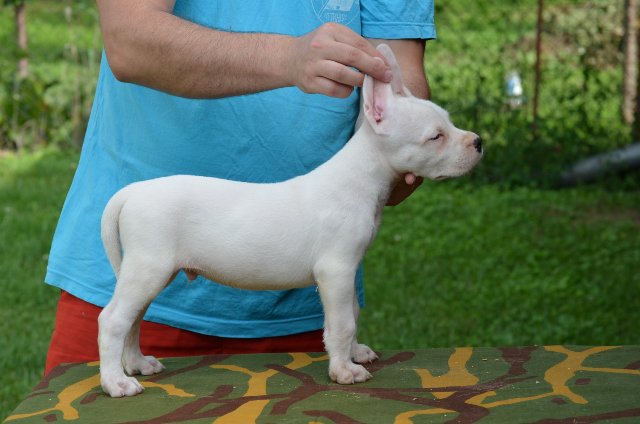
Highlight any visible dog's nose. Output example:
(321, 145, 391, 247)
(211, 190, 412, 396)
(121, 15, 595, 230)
(473, 136, 483, 153)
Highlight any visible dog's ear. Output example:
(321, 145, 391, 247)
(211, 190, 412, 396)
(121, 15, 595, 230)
(361, 44, 413, 134)
(362, 59, 394, 135)
(376, 43, 412, 97)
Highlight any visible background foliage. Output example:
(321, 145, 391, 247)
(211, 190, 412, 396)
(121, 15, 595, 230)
(0, 1, 100, 150)
(0, 0, 637, 187)
(1, 0, 639, 420)
(428, 0, 633, 186)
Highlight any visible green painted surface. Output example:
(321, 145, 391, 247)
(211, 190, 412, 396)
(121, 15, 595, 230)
(6, 346, 640, 423)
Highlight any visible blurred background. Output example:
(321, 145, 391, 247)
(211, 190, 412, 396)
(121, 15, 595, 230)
(1, 0, 638, 419)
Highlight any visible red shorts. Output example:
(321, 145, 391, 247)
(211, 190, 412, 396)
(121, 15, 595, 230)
(45, 290, 324, 375)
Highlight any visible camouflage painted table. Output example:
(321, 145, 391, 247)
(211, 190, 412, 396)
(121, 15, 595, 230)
(6, 346, 640, 423)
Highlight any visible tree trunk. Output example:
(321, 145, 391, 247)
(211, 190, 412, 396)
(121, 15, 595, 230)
(622, 0, 637, 126)
(15, 1, 28, 78)
(532, 0, 544, 141)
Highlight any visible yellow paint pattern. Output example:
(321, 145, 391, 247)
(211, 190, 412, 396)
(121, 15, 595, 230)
(213, 400, 271, 424)
(394, 348, 477, 424)
(395, 407, 454, 423)
(6, 366, 195, 422)
(6, 374, 101, 422)
(142, 381, 195, 397)
(395, 345, 640, 424)
(415, 347, 478, 399)
(210, 364, 279, 397)
(212, 353, 327, 424)
(481, 345, 637, 408)
(286, 352, 329, 370)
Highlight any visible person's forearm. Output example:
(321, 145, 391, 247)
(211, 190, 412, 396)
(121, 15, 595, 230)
(97, 1, 392, 99)
(368, 39, 430, 100)
(99, 3, 294, 98)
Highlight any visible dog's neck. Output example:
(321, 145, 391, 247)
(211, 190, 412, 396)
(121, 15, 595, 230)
(350, 122, 403, 190)
(309, 122, 402, 215)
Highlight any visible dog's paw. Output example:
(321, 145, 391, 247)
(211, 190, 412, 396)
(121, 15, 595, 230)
(101, 375, 144, 397)
(124, 355, 165, 376)
(329, 361, 373, 385)
(352, 343, 378, 364)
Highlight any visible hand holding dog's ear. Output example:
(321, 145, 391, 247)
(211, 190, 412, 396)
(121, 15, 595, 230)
(290, 23, 392, 98)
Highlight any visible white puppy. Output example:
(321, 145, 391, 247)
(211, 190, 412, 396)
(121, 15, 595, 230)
(98, 44, 483, 397)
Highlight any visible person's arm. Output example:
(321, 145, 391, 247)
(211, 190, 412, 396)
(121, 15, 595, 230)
(96, 0, 391, 99)
(367, 39, 430, 206)
(368, 39, 430, 100)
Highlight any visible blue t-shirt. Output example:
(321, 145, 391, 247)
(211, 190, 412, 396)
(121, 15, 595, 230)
(45, 0, 436, 338)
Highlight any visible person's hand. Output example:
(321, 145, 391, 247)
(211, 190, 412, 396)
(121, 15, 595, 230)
(289, 23, 392, 98)
(386, 173, 423, 206)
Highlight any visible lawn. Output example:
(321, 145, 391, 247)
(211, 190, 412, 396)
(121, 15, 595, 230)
(0, 149, 77, 418)
(361, 179, 640, 349)
(1, 149, 639, 418)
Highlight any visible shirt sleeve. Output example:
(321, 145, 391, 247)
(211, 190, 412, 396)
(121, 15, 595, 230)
(360, 0, 436, 40)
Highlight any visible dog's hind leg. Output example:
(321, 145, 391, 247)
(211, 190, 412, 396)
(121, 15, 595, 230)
(350, 294, 378, 364)
(121, 270, 178, 377)
(122, 307, 166, 377)
(98, 259, 173, 397)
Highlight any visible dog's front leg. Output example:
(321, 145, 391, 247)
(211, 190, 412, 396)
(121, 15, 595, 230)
(351, 294, 378, 364)
(317, 271, 373, 384)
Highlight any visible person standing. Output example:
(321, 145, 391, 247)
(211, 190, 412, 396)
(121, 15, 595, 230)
(44, 0, 436, 374)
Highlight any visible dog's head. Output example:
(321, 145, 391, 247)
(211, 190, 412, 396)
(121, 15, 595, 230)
(361, 44, 482, 181)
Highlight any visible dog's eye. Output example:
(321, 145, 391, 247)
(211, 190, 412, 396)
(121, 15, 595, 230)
(427, 133, 443, 141)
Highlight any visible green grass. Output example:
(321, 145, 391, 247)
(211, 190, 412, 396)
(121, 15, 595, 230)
(1, 150, 639, 418)
(0, 149, 78, 418)
(361, 181, 640, 349)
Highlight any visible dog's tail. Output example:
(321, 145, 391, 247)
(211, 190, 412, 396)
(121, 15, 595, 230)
(101, 187, 129, 278)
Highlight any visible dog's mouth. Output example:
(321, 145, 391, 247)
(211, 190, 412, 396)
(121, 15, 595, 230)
(434, 175, 448, 180)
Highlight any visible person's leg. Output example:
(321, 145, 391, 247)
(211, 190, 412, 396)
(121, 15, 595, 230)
(45, 291, 102, 374)
(45, 290, 324, 375)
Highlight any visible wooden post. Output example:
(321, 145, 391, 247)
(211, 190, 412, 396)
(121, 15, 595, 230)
(532, 0, 544, 140)
(14, 1, 28, 78)
(623, 0, 638, 127)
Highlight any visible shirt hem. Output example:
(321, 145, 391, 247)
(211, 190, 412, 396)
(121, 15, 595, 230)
(45, 268, 325, 338)
(362, 22, 436, 40)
